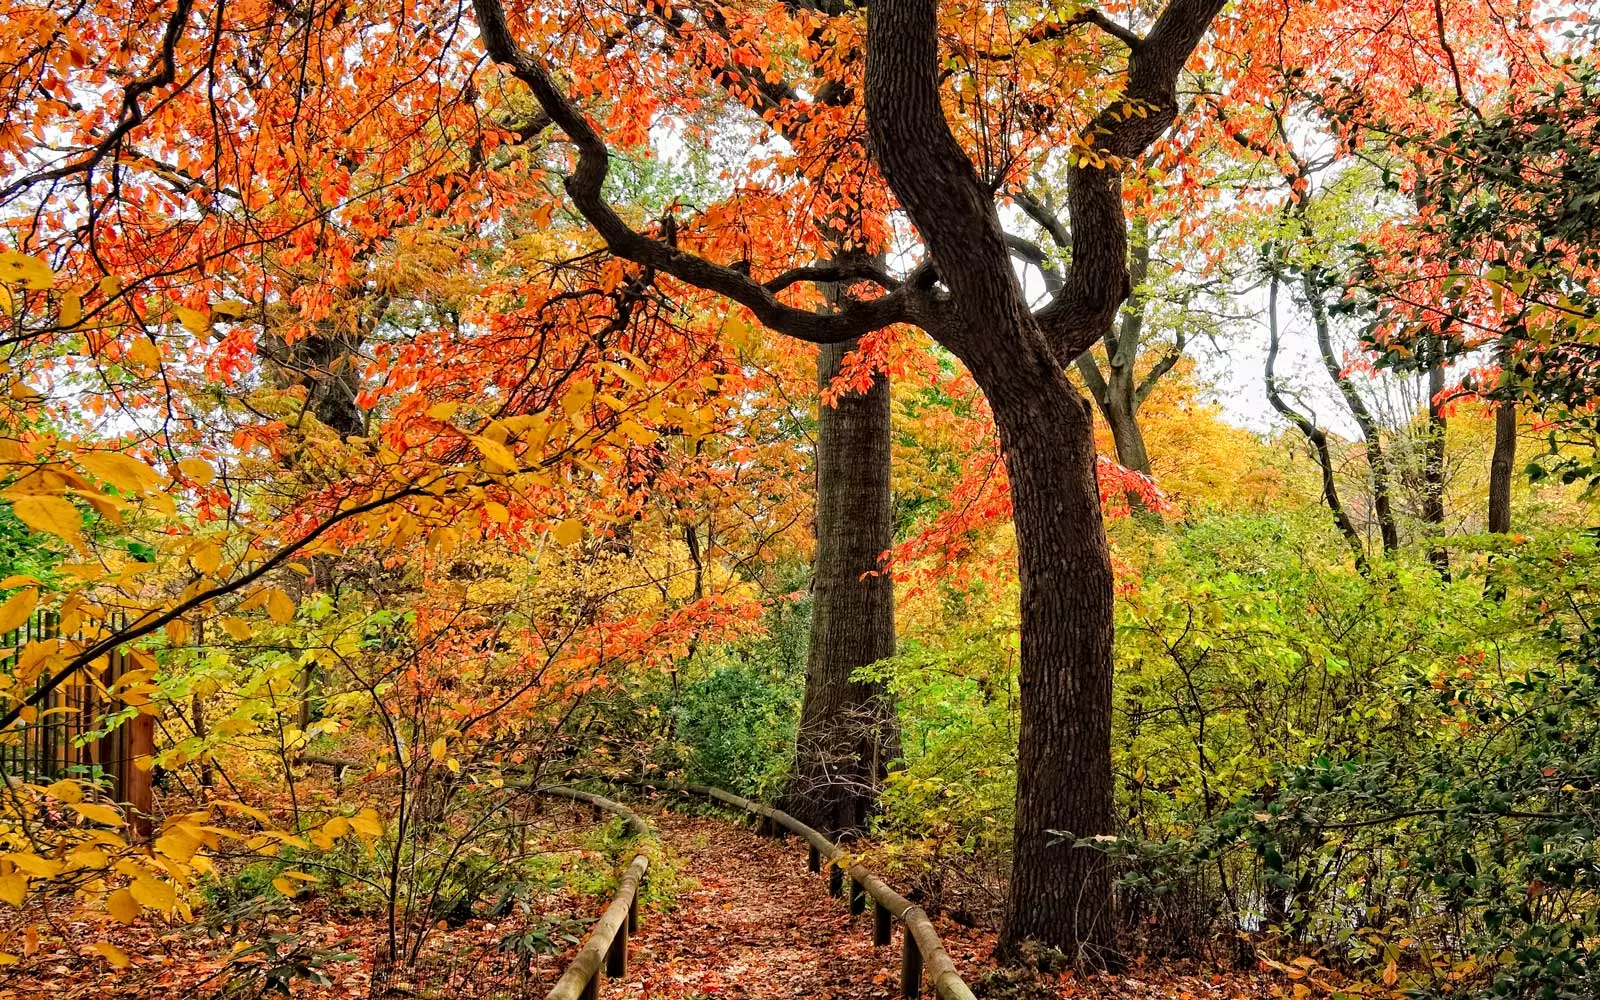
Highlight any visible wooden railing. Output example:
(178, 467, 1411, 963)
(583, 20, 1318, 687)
(622, 779, 979, 1000)
(536, 786, 652, 1000)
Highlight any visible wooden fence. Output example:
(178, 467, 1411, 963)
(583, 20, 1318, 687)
(613, 779, 980, 1000)
(536, 786, 652, 1000)
(0, 609, 155, 825)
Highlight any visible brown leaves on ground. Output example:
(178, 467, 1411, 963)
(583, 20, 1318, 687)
(0, 804, 1282, 999)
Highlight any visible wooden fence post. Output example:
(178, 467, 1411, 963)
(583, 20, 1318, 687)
(580, 971, 598, 1000)
(808, 844, 820, 873)
(874, 900, 892, 946)
(901, 932, 923, 999)
(850, 878, 866, 916)
(606, 922, 628, 978)
(829, 864, 843, 897)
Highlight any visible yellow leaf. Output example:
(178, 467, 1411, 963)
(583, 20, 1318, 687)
(426, 401, 460, 421)
(155, 829, 200, 863)
(618, 420, 655, 446)
(6, 854, 60, 877)
(0, 574, 39, 589)
(483, 501, 509, 525)
(469, 435, 517, 472)
(58, 292, 82, 328)
(99, 275, 122, 297)
(43, 779, 83, 804)
(191, 541, 222, 575)
(129, 877, 175, 912)
(72, 802, 125, 827)
(0, 588, 36, 633)
(0, 952, 17, 965)
(265, 589, 296, 625)
(176, 458, 215, 485)
(0, 252, 53, 290)
(323, 816, 350, 839)
(426, 526, 459, 553)
(0, 874, 26, 907)
(430, 738, 447, 761)
(165, 618, 192, 645)
(560, 379, 596, 416)
(106, 888, 139, 924)
(126, 336, 161, 367)
(173, 306, 211, 335)
(271, 877, 299, 896)
(349, 809, 384, 838)
(220, 617, 251, 641)
(11, 495, 81, 543)
(93, 941, 130, 968)
(210, 300, 250, 320)
(552, 519, 583, 546)
(77, 453, 161, 494)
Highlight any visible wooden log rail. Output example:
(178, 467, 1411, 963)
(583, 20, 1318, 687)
(622, 779, 979, 1000)
(536, 786, 652, 1000)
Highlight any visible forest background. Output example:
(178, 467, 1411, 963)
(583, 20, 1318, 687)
(0, 0, 1598, 997)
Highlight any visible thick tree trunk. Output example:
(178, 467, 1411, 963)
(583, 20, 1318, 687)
(967, 337, 1118, 967)
(1488, 398, 1515, 534)
(787, 338, 897, 838)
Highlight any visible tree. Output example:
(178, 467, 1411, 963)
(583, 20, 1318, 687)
(469, 0, 1228, 961)
(788, 338, 897, 836)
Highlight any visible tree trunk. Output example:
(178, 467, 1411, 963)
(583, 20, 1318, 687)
(1424, 347, 1450, 577)
(1075, 219, 1158, 483)
(788, 337, 897, 838)
(1488, 398, 1515, 534)
(978, 348, 1119, 968)
(1265, 277, 1368, 571)
(1305, 272, 1398, 554)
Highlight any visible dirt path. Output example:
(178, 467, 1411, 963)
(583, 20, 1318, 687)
(617, 809, 989, 999)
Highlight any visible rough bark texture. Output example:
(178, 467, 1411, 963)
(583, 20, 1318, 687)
(1488, 397, 1516, 535)
(788, 337, 898, 838)
(978, 356, 1118, 967)
(1075, 222, 1159, 478)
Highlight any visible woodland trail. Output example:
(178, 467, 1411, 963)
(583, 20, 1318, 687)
(609, 806, 1279, 1000)
(616, 808, 991, 999)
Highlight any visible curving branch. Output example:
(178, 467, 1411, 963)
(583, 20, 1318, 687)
(1033, 0, 1228, 363)
(472, 0, 929, 345)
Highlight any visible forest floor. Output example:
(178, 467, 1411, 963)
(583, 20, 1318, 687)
(614, 807, 1279, 1000)
(0, 804, 1285, 999)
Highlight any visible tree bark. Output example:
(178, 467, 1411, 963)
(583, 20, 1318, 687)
(788, 338, 898, 837)
(1077, 222, 1156, 478)
(1423, 344, 1450, 577)
(1488, 399, 1515, 534)
(974, 348, 1118, 968)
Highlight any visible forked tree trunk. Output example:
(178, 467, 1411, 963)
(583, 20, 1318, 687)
(788, 337, 898, 837)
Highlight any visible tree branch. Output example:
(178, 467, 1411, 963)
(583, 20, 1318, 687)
(471, 0, 924, 345)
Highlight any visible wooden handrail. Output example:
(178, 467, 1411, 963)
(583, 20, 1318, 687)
(621, 779, 979, 1000)
(536, 786, 652, 1000)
